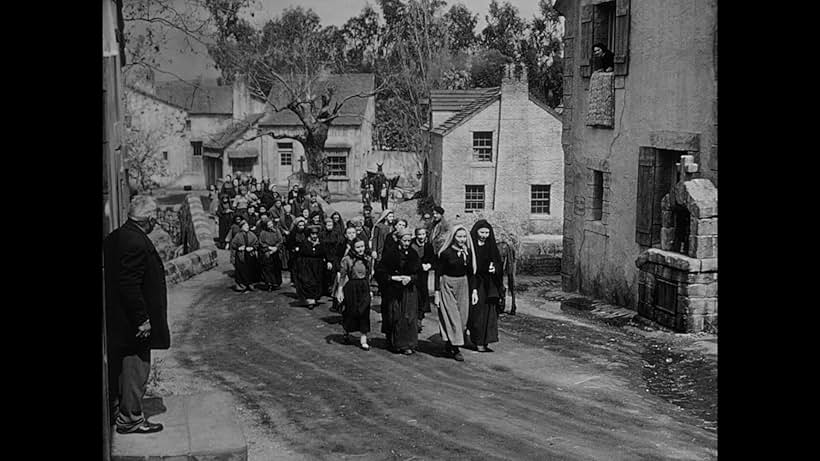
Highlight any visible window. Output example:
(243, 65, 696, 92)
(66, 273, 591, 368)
(580, 0, 630, 77)
(191, 141, 202, 156)
(636, 148, 683, 246)
(162, 151, 169, 161)
(531, 185, 551, 214)
(465, 185, 485, 212)
(327, 156, 347, 177)
(591, 171, 603, 221)
(472, 132, 493, 162)
(278, 142, 293, 165)
(654, 279, 678, 315)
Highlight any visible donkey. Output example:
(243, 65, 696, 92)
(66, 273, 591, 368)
(496, 240, 518, 315)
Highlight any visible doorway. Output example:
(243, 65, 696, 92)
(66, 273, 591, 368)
(277, 142, 296, 184)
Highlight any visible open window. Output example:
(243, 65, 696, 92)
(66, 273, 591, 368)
(580, 0, 631, 78)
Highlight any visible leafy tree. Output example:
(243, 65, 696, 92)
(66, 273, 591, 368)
(470, 48, 511, 87)
(480, 0, 527, 61)
(124, 128, 169, 193)
(521, 0, 564, 107)
(341, 5, 384, 73)
(443, 3, 478, 52)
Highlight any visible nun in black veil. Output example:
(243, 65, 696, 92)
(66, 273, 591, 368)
(467, 219, 504, 352)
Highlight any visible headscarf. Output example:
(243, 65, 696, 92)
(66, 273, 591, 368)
(470, 219, 502, 271)
(438, 224, 477, 274)
(374, 208, 393, 226)
(347, 237, 371, 274)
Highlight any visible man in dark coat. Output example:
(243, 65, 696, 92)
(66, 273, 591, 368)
(103, 195, 170, 435)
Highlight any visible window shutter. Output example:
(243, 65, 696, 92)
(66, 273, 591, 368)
(614, 0, 631, 76)
(580, 4, 593, 78)
(636, 147, 657, 246)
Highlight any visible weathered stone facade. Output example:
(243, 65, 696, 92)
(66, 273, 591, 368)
(556, 0, 718, 322)
(125, 87, 191, 186)
(427, 65, 564, 234)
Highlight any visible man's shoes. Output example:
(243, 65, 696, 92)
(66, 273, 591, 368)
(116, 420, 163, 435)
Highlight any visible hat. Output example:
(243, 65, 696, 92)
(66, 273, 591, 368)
(398, 227, 414, 238)
(128, 195, 158, 221)
(433, 206, 445, 214)
(307, 224, 321, 233)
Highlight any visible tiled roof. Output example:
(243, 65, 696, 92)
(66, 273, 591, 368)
(427, 87, 500, 112)
(430, 88, 501, 136)
(155, 80, 233, 115)
(259, 73, 374, 127)
(428, 88, 562, 136)
(203, 113, 265, 150)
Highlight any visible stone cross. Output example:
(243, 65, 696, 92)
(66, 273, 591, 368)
(676, 155, 698, 182)
(298, 155, 306, 172)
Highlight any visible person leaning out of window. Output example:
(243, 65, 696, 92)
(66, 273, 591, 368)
(592, 43, 614, 73)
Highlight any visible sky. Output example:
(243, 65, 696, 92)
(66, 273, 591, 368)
(141, 0, 546, 82)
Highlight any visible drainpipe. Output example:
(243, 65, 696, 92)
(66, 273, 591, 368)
(492, 93, 502, 210)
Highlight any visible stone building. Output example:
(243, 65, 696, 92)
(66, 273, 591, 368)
(155, 77, 266, 188)
(424, 64, 564, 234)
(257, 73, 376, 194)
(554, 0, 717, 332)
(124, 85, 191, 187)
(125, 71, 267, 189)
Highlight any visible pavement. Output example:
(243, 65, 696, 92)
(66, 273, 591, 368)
(111, 392, 247, 461)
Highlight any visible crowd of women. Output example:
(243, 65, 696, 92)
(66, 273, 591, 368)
(210, 174, 505, 361)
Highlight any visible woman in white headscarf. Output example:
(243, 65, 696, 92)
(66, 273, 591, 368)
(433, 224, 477, 362)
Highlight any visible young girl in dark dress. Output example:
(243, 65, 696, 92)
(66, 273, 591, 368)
(320, 217, 343, 297)
(376, 228, 420, 355)
(336, 238, 373, 350)
(467, 220, 503, 352)
(410, 227, 436, 333)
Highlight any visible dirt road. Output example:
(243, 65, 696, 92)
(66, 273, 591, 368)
(167, 255, 716, 461)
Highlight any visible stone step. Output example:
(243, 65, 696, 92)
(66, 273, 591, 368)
(112, 392, 247, 461)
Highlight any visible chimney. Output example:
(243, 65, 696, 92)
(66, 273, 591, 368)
(501, 62, 528, 98)
(233, 73, 250, 119)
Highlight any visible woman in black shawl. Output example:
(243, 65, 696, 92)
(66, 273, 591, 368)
(467, 219, 504, 352)
(230, 219, 260, 292)
(375, 228, 420, 355)
(330, 211, 345, 239)
(216, 196, 234, 249)
(320, 217, 343, 297)
(592, 43, 615, 73)
(257, 218, 283, 291)
(297, 225, 333, 309)
(286, 218, 308, 298)
(336, 238, 374, 350)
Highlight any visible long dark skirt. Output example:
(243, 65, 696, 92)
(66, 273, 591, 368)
(416, 272, 431, 320)
(218, 215, 232, 243)
(467, 277, 500, 345)
(234, 252, 259, 287)
(341, 279, 372, 334)
(259, 251, 282, 287)
(280, 246, 290, 270)
(381, 282, 418, 351)
(290, 256, 303, 298)
(297, 256, 325, 300)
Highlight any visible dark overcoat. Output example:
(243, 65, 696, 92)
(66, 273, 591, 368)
(104, 220, 171, 351)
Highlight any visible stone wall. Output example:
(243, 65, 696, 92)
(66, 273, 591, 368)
(163, 195, 218, 285)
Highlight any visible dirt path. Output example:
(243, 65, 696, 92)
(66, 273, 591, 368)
(162, 251, 716, 461)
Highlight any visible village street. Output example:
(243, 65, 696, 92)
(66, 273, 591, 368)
(152, 232, 717, 461)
